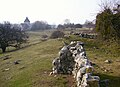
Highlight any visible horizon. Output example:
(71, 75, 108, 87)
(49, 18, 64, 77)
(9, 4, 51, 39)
(0, 0, 104, 25)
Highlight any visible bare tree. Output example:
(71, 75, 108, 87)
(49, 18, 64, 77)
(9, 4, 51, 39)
(0, 22, 28, 52)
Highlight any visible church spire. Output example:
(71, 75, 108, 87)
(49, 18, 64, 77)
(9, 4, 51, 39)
(24, 17, 30, 23)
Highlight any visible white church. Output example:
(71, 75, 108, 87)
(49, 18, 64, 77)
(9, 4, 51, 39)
(21, 17, 31, 30)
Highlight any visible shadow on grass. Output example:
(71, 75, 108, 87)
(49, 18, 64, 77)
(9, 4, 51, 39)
(0, 41, 43, 54)
(94, 73, 120, 87)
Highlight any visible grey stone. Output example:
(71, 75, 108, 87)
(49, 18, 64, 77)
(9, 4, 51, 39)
(14, 61, 19, 64)
(104, 60, 112, 64)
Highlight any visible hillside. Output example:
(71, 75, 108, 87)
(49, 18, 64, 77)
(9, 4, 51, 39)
(0, 30, 120, 87)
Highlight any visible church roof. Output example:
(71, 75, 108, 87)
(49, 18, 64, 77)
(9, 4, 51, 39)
(24, 17, 30, 22)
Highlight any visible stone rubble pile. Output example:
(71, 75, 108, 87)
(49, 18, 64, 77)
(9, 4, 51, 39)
(51, 41, 100, 87)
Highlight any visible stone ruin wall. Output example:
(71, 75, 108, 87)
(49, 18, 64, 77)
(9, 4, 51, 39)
(51, 41, 100, 87)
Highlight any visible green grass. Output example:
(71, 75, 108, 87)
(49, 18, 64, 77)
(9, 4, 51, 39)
(0, 39, 68, 87)
(0, 30, 120, 87)
(0, 30, 67, 87)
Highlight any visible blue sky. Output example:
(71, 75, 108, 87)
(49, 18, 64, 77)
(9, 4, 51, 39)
(0, 0, 102, 24)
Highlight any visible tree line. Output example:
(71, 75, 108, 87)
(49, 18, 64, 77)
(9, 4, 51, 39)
(31, 21, 84, 30)
(30, 20, 95, 30)
(31, 21, 52, 30)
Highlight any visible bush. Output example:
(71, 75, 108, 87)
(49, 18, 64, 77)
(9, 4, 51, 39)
(41, 35, 48, 38)
(50, 30, 65, 39)
(95, 4, 120, 42)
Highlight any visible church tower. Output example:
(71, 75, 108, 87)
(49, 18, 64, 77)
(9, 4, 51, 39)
(21, 17, 31, 30)
(24, 17, 30, 24)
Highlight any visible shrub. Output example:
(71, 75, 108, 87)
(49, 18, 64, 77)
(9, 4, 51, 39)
(95, 3, 120, 42)
(50, 30, 65, 39)
(41, 35, 48, 38)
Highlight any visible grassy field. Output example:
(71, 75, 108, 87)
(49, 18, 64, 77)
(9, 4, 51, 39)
(0, 29, 120, 87)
